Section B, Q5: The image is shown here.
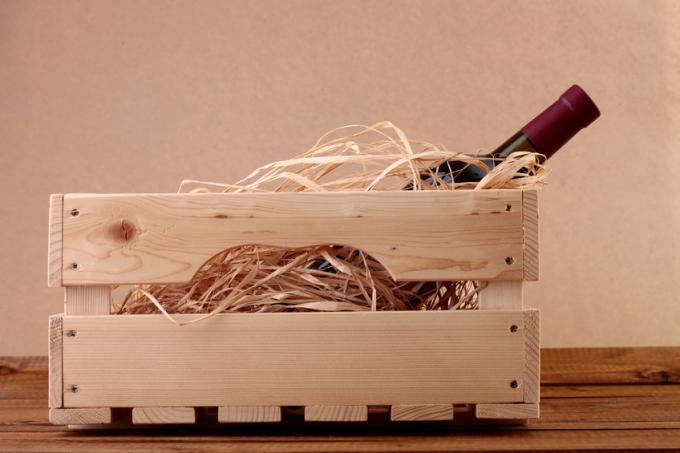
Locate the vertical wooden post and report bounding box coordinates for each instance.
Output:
[56,287,113,425]
[477,281,523,310]
[48,314,63,409]
[48,194,63,288]
[64,286,111,315]
[523,310,540,403]
[523,190,539,281]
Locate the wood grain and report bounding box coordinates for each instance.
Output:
[60,191,525,285]
[522,190,539,281]
[541,384,680,398]
[49,408,111,425]
[535,395,680,424]
[218,406,281,423]
[48,315,62,409]
[3,349,680,451]
[524,310,540,403]
[305,405,368,422]
[132,407,195,424]
[390,404,453,421]
[61,311,528,407]
[477,281,523,309]
[542,347,680,384]
[64,287,110,315]
[47,194,63,288]
[476,403,539,419]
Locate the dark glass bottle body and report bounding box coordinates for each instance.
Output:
[423,132,539,186]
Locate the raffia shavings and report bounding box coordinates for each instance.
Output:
[115,122,547,324]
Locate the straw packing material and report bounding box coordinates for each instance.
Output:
[116,122,546,324]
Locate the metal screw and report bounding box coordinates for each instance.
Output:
[510,380,520,389]
[70,384,79,393]
[69,262,80,271]
[70,208,80,217]
[66,329,77,337]
[505,204,512,212]
[505,256,515,266]
[509,324,519,333]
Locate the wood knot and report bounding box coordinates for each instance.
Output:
[109,219,137,243]
[640,369,679,384]
[0,365,17,376]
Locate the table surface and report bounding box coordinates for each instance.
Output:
[1,347,679,452]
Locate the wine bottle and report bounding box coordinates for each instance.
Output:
[420,84,600,186]
[313,85,600,272]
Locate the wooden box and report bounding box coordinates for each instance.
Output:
[47,189,540,425]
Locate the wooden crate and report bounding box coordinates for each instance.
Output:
[47,189,540,426]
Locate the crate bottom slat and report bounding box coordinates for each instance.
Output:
[218,406,281,423]
[50,403,539,427]
[132,407,196,424]
[391,404,455,421]
[476,403,540,420]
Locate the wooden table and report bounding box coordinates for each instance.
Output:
[2,348,679,452]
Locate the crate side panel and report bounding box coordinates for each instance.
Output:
[61,191,524,285]
[62,311,526,407]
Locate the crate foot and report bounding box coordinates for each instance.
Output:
[49,408,111,425]
[305,405,368,422]
[218,406,281,423]
[132,407,196,424]
[391,404,454,421]
[475,403,539,420]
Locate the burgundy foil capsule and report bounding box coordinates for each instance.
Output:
[521,85,601,159]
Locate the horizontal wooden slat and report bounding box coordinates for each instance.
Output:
[61,310,531,408]
[60,191,524,285]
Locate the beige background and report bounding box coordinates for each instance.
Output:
[1,0,679,355]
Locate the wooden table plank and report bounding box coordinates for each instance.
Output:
[1,429,680,452]
[1,349,680,452]
[542,347,680,384]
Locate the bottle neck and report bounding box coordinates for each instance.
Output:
[488,131,539,159]
[520,85,601,159]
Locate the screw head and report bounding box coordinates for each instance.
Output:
[505,204,512,212]
[66,329,77,337]
[510,380,520,389]
[70,384,79,393]
[69,262,80,271]
[510,324,519,333]
[70,208,80,217]
[505,256,515,266]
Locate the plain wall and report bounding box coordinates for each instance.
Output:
[1,0,679,355]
